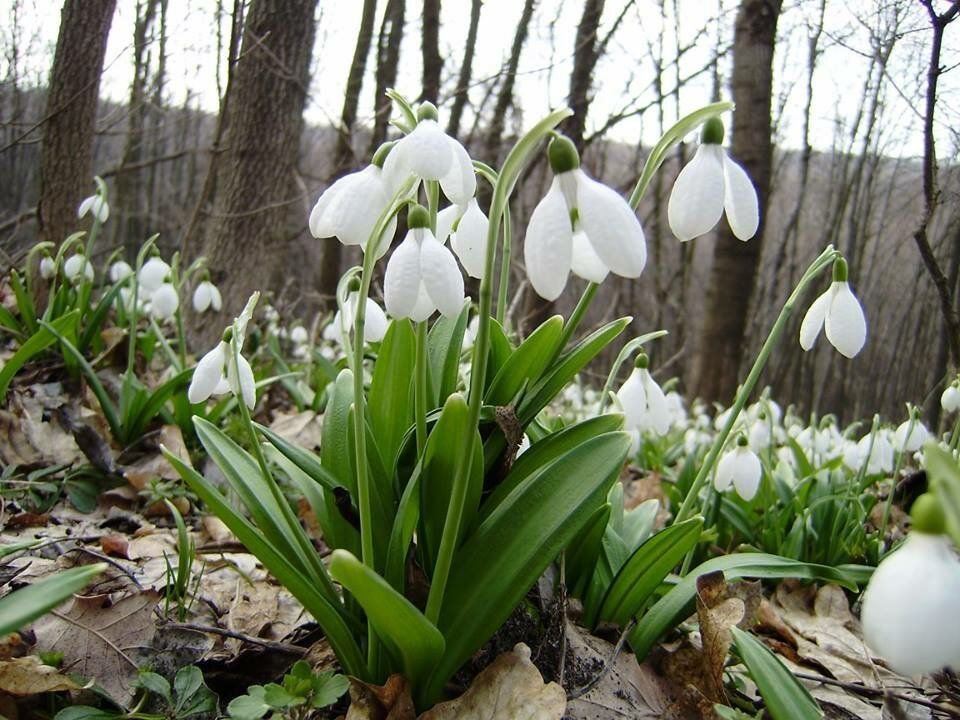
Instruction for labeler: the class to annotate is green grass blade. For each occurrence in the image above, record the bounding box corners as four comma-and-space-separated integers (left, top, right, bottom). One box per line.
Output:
0, 564, 106, 635
368, 319, 416, 472
0, 311, 79, 401
256, 423, 342, 493
485, 315, 563, 406
731, 627, 821, 720
426, 303, 469, 407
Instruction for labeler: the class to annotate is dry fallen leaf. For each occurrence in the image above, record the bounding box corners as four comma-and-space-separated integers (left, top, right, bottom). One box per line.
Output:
33, 590, 160, 708
0, 656, 80, 696
125, 425, 192, 489
0, 385, 83, 467
420, 643, 565, 720
346, 674, 416, 720
696, 572, 746, 707
269, 410, 323, 450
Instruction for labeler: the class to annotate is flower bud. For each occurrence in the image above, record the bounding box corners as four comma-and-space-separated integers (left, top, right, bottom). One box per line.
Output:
547, 135, 580, 174
700, 117, 724, 145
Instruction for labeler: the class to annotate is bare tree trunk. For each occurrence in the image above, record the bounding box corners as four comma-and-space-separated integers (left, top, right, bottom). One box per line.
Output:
189, 0, 319, 344
318, 0, 377, 310
369, 0, 406, 154
37, 0, 116, 248
694, 0, 782, 404
562, 0, 604, 147
420, 0, 441, 104
446, 0, 481, 138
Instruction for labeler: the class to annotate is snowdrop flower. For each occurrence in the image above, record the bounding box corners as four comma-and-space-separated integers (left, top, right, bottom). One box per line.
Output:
39, 256, 56, 280
714, 436, 762, 501
524, 135, 646, 300
188, 293, 259, 409
192, 280, 222, 313
664, 391, 687, 428
861, 494, 960, 676
78, 193, 109, 223
748, 417, 772, 452
384, 204, 464, 321
139, 257, 171, 293
667, 117, 759, 242
845, 431, 894, 474
799, 258, 867, 359
324, 291, 389, 345
309, 146, 397, 255
942, 381, 960, 414
437, 199, 489, 279
149, 283, 179, 320
109, 260, 132, 283
382, 102, 476, 208
63, 254, 93, 284
290, 325, 309, 345
894, 409, 929, 453
615, 354, 670, 436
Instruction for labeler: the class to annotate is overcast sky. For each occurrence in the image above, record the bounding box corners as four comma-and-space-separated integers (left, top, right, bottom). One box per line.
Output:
4, 0, 958, 158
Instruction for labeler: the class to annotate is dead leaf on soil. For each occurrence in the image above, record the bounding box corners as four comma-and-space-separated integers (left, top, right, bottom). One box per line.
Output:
345, 674, 416, 720
32, 590, 159, 708
0, 385, 83, 467
420, 643, 565, 720
0, 656, 80, 696
125, 425, 192, 490
269, 410, 323, 450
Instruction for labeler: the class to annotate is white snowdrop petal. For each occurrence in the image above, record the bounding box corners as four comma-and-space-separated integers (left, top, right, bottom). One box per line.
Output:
403, 120, 453, 180
193, 282, 213, 313
825, 281, 866, 358
364, 215, 398, 259
409, 283, 436, 322
420, 231, 465, 318
364, 297, 389, 342
615, 370, 647, 433
799, 288, 831, 351
139, 257, 170, 292
77, 196, 95, 219
942, 385, 960, 413
436, 205, 462, 245
570, 230, 609, 283
384, 232, 424, 318
321, 168, 385, 247
40, 257, 56, 279
110, 261, 132, 283
229, 353, 257, 410
188, 342, 227, 404
732, 449, 762, 501
722, 154, 760, 241
439, 135, 477, 207
213, 376, 231, 396
150, 283, 180, 319
668, 144, 725, 241
450, 199, 489, 279
714, 450, 736, 492
894, 421, 928, 453
861, 533, 960, 675
523, 179, 573, 301
640, 369, 670, 435
575, 171, 646, 278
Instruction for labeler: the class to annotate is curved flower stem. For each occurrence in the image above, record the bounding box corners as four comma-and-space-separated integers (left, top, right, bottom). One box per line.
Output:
495, 208, 512, 326
425, 108, 572, 625
415, 321, 429, 454
673, 245, 840, 527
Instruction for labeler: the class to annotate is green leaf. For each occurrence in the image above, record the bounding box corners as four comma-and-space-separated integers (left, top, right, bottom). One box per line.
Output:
597, 516, 704, 627
257, 423, 342, 493
369, 319, 416, 470
484, 318, 514, 391
628, 553, 863, 660
485, 315, 563, 406
9, 269, 36, 335
227, 686, 270, 720
422, 430, 631, 706
0, 563, 106, 636
163, 450, 366, 677
309, 671, 350, 708
77, 281, 125, 352
384, 458, 423, 592
173, 665, 215, 715
127, 367, 193, 441
518, 317, 630, 424
427, 304, 469, 407
566, 503, 611, 597
263, 682, 300, 708
731, 627, 821, 720
0, 539, 39, 558
925, 442, 960, 547
53, 707, 120, 720
329, 549, 445, 691
138, 671, 172, 704
0, 310, 79, 401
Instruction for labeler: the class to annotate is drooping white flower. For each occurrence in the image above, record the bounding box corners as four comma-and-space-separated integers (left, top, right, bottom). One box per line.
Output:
337, 291, 388, 343
942, 383, 960, 414
861, 495, 960, 676
615, 356, 670, 436
894, 414, 929, 453
109, 260, 133, 283
78, 193, 109, 223
149, 283, 180, 320
382, 104, 476, 208
384, 205, 464, 321
524, 135, 646, 300
187, 294, 259, 409
309, 163, 397, 256
192, 280, 223, 313
438, 199, 489, 279
290, 325, 309, 345
845, 431, 894, 475
139, 257, 171, 293
667, 117, 759, 242
799, 260, 867, 359
63, 254, 94, 284
714, 439, 762, 501
39, 256, 56, 280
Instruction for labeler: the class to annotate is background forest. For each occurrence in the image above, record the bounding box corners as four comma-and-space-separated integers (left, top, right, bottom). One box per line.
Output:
2, 0, 959, 422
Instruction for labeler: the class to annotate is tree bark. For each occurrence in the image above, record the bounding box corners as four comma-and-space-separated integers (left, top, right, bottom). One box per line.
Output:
37, 0, 116, 248
562, 0, 605, 147
420, 0, 442, 104
446, 0, 481, 138
190, 0, 319, 343
484, 0, 536, 161
694, 0, 782, 404
318, 0, 378, 310
369, 0, 406, 154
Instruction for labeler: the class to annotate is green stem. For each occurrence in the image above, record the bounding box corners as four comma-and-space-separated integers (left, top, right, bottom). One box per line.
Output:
673, 245, 840, 526
879, 415, 914, 550
557, 282, 599, 350
149, 317, 180, 369
415, 321, 429, 455
495, 207, 512, 325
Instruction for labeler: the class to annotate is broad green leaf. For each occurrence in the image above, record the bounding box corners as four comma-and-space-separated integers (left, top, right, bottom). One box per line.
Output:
0, 539, 39, 558
925, 442, 960, 547
0, 311, 79, 401
9, 270, 36, 334
257, 423, 342, 493
484, 318, 514, 391
329, 549, 444, 691
317, 370, 362, 553
384, 458, 423, 592
77, 281, 125, 352
422, 430, 631, 706
0, 302, 23, 337
518, 317, 630, 424
566, 503, 611, 598
138, 671, 172, 704
369, 319, 416, 470
127, 367, 193, 440
485, 315, 563, 406
629, 553, 864, 660
427, 303, 469, 406
163, 450, 365, 676
731, 627, 821, 720
0, 563, 106, 636
419, 393, 483, 575
785, 436, 816, 480
597, 516, 704, 627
